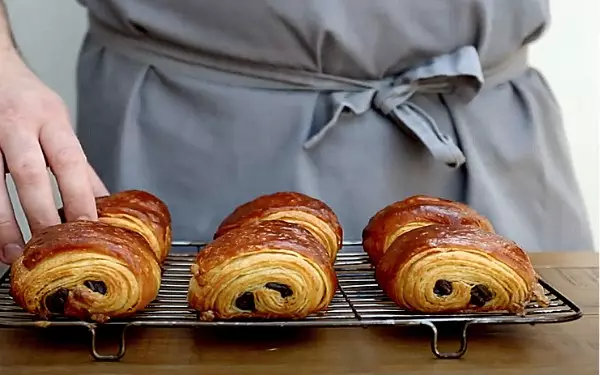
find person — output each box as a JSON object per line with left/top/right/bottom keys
{"left": 0, "top": 1, "right": 594, "bottom": 265}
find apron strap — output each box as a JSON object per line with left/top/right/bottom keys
{"left": 304, "top": 46, "right": 484, "bottom": 168}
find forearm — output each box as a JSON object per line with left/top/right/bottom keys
{"left": 0, "top": 0, "right": 17, "bottom": 53}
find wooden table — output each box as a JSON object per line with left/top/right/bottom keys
{"left": 0, "top": 252, "right": 597, "bottom": 375}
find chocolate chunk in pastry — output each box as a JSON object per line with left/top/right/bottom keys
{"left": 433, "top": 279, "right": 453, "bottom": 296}
{"left": 10, "top": 221, "right": 163, "bottom": 322}
{"left": 469, "top": 284, "right": 494, "bottom": 307}
{"left": 188, "top": 220, "right": 337, "bottom": 320}
{"left": 214, "top": 192, "right": 342, "bottom": 262}
{"left": 363, "top": 195, "right": 494, "bottom": 265}
{"left": 375, "top": 225, "right": 549, "bottom": 315}
{"left": 265, "top": 282, "right": 294, "bottom": 298}
{"left": 84, "top": 280, "right": 108, "bottom": 295}
{"left": 45, "top": 288, "right": 70, "bottom": 314}
{"left": 235, "top": 292, "right": 257, "bottom": 312}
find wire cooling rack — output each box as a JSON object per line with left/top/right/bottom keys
{"left": 0, "top": 242, "right": 583, "bottom": 361}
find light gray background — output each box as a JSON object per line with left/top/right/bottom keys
{"left": 2, "top": 0, "right": 599, "bottom": 248}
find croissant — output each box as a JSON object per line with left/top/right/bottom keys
{"left": 10, "top": 189, "right": 172, "bottom": 322}
{"left": 362, "top": 195, "right": 494, "bottom": 265}
{"left": 375, "top": 224, "right": 549, "bottom": 315}
{"left": 214, "top": 192, "right": 342, "bottom": 261}
{"left": 10, "top": 221, "right": 162, "bottom": 322}
{"left": 188, "top": 220, "right": 337, "bottom": 320}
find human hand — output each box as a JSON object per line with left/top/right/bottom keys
{"left": 0, "top": 52, "right": 108, "bottom": 264}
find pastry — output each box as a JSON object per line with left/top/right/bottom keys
{"left": 95, "top": 190, "right": 172, "bottom": 262}
{"left": 362, "top": 195, "right": 494, "bottom": 265}
{"left": 57, "top": 190, "right": 172, "bottom": 262}
{"left": 214, "top": 192, "right": 342, "bottom": 261}
{"left": 10, "top": 221, "right": 162, "bottom": 322}
{"left": 375, "top": 224, "right": 549, "bottom": 315}
{"left": 189, "top": 220, "right": 337, "bottom": 320}
{"left": 11, "top": 189, "right": 172, "bottom": 322}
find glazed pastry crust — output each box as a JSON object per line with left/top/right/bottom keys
{"left": 10, "top": 221, "right": 162, "bottom": 322}
{"left": 214, "top": 192, "right": 342, "bottom": 261}
{"left": 363, "top": 195, "right": 494, "bottom": 265}
{"left": 375, "top": 225, "right": 548, "bottom": 315}
{"left": 189, "top": 220, "right": 337, "bottom": 320}
{"left": 95, "top": 190, "right": 172, "bottom": 262}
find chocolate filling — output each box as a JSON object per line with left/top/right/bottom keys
{"left": 235, "top": 292, "right": 256, "bottom": 312}
{"left": 470, "top": 284, "right": 494, "bottom": 307}
{"left": 433, "top": 279, "right": 453, "bottom": 296}
{"left": 45, "top": 288, "right": 69, "bottom": 314}
{"left": 84, "top": 280, "right": 107, "bottom": 295}
{"left": 265, "top": 282, "right": 293, "bottom": 298}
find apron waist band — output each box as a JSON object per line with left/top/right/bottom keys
{"left": 88, "top": 17, "right": 528, "bottom": 167}
{"left": 89, "top": 17, "right": 527, "bottom": 92}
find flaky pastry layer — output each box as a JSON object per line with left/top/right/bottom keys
{"left": 95, "top": 190, "right": 172, "bottom": 262}
{"left": 363, "top": 195, "right": 494, "bottom": 265}
{"left": 213, "top": 192, "right": 342, "bottom": 261}
{"left": 375, "top": 225, "right": 548, "bottom": 315}
{"left": 189, "top": 220, "right": 337, "bottom": 320}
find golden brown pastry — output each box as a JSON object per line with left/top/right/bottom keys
{"left": 362, "top": 195, "right": 494, "bottom": 265}
{"left": 188, "top": 220, "right": 337, "bottom": 320}
{"left": 11, "top": 189, "right": 172, "bottom": 322}
{"left": 375, "top": 224, "right": 549, "bottom": 315}
{"left": 214, "top": 192, "right": 342, "bottom": 261}
{"left": 95, "top": 190, "right": 172, "bottom": 263}
{"left": 10, "top": 221, "right": 162, "bottom": 322}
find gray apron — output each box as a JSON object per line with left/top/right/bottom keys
{"left": 75, "top": 0, "right": 594, "bottom": 252}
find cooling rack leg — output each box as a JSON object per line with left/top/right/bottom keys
{"left": 87, "top": 325, "right": 128, "bottom": 361}
{"left": 421, "top": 321, "right": 471, "bottom": 359}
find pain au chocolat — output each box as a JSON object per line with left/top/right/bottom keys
{"left": 10, "top": 190, "right": 171, "bottom": 322}
{"left": 362, "top": 195, "right": 494, "bottom": 265}
{"left": 375, "top": 224, "right": 549, "bottom": 315}
{"left": 188, "top": 220, "right": 337, "bottom": 320}
{"left": 189, "top": 191, "right": 340, "bottom": 320}
{"left": 214, "top": 192, "right": 343, "bottom": 262}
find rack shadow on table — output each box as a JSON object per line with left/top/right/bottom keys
{"left": 0, "top": 241, "right": 583, "bottom": 361}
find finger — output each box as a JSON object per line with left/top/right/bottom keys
{"left": 55, "top": 164, "right": 109, "bottom": 224}
{"left": 88, "top": 163, "right": 109, "bottom": 197}
{"left": 40, "top": 124, "right": 98, "bottom": 222}
{"left": 1, "top": 131, "right": 60, "bottom": 234}
{"left": 0, "top": 152, "right": 24, "bottom": 265}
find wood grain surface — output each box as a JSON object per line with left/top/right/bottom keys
{"left": 0, "top": 251, "right": 598, "bottom": 375}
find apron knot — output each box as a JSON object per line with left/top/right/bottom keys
{"left": 304, "top": 46, "right": 485, "bottom": 168}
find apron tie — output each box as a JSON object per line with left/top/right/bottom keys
{"left": 303, "top": 46, "right": 484, "bottom": 168}
{"left": 88, "top": 21, "right": 524, "bottom": 168}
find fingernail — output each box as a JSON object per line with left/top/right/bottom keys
{"left": 76, "top": 216, "right": 90, "bottom": 221}
{"left": 1, "top": 243, "right": 23, "bottom": 264}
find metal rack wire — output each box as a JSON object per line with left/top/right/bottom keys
{"left": 0, "top": 242, "right": 583, "bottom": 361}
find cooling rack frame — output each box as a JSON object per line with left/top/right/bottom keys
{"left": 0, "top": 241, "right": 583, "bottom": 361}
